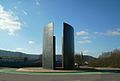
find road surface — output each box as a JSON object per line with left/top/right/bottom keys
{"left": 0, "top": 68, "right": 120, "bottom": 81}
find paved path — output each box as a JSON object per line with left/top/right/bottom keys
{"left": 0, "top": 73, "right": 120, "bottom": 81}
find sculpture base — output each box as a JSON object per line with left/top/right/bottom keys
{"left": 16, "top": 67, "right": 80, "bottom": 72}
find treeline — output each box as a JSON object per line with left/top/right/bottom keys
{"left": 0, "top": 50, "right": 42, "bottom": 67}
{"left": 74, "top": 52, "right": 96, "bottom": 66}
{"left": 89, "top": 49, "right": 120, "bottom": 68}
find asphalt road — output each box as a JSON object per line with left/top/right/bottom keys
{"left": 0, "top": 73, "right": 120, "bottom": 81}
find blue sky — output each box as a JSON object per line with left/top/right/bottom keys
{"left": 0, "top": 0, "right": 120, "bottom": 57}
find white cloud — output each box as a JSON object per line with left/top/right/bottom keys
{"left": 93, "top": 32, "right": 100, "bottom": 34}
{"left": 94, "top": 28, "right": 120, "bottom": 36}
{"left": 36, "top": 0, "right": 40, "bottom": 6}
{"left": 0, "top": 5, "right": 22, "bottom": 36}
{"left": 15, "top": 48, "right": 27, "bottom": 52}
{"left": 116, "top": 28, "right": 120, "bottom": 31}
{"left": 76, "top": 31, "right": 89, "bottom": 36}
{"left": 83, "top": 50, "right": 90, "bottom": 55}
{"left": 106, "top": 28, "right": 120, "bottom": 36}
{"left": 81, "top": 36, "right": 90, "bottom": 40}
{"left": 13, "top": 6, "right": 17, "bottom": 9}
{"left": 22, "top": 10, "right": 28, "bottom": 15}
{"left": 78, "top": 40, "right": 91, "bottom": 44}
{"left": 28, "top": 41, "right": 35, "bottom": 44}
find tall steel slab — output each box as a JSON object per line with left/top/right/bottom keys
{"left": 42, "top": 22, "right": 55, "bottom": 69}
{"left": 62, "top": 22, "right": 74, "bottom": 69}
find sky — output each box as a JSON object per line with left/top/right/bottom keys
{"left": 0, "top": 0, "right": 120, "bottom": 57}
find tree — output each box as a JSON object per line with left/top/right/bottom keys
{"left": 89, "top": 49, "right": 120, "bottom": 68}
{"left": 24, "top": 57, "right": 28, "bottom": 61}
{"left": 75, "top": 54, "right": 81, "bottom": 66}
{"left": 0, "top": 57, "right": 2, "bottom": 59}
{"left": 80, "top": 52, "right": 84, "bottom": 65}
